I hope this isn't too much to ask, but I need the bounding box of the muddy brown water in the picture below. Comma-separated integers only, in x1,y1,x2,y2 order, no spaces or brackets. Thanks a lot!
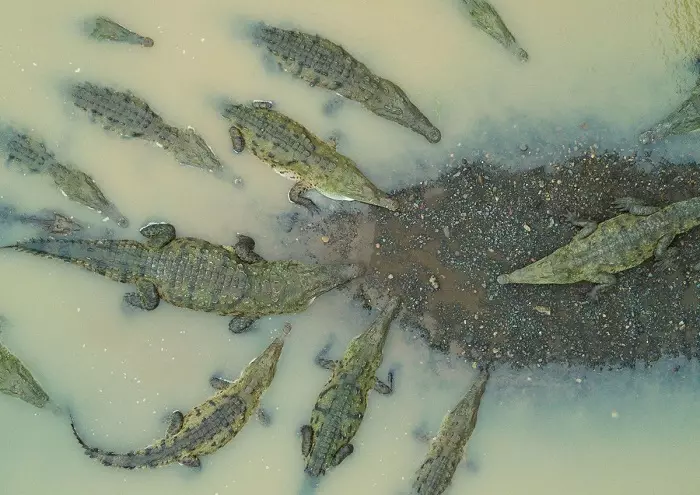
1,0,700,494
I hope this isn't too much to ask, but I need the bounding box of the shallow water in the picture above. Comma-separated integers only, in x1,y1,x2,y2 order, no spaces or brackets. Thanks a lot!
1,0,699,493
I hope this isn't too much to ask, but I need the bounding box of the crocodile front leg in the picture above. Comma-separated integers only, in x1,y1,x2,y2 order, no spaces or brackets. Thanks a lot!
331,444,354,467
654,233,678,270
564,212,598,240
585,272,617,301
228,317,256,334
373,370,394,395
139,222,176,248
124,279,160,310
229,126,245,153
256,407,272,426
300,424,314,456
234,234,264,263
166,411,184,436
613,197,660,215
289,181,321,216
314,341,337,370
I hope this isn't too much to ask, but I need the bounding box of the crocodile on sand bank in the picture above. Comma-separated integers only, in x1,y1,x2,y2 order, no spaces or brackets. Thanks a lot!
0,128,128,228
4,222,364,333
222,100,399,214
249,23,441,143
71,322,292,469
497,196,700,298
68,81,223,173
84,16,154,47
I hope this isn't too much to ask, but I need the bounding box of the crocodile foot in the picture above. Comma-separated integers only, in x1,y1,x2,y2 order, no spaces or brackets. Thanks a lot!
139,222,176,248
289,182,321,216
234,234,264,263
124,280,160,310
373,369,394,395
655,246,679,272
613,197,660,216
564,212,597,239
228,317,256,334
256,407,272,426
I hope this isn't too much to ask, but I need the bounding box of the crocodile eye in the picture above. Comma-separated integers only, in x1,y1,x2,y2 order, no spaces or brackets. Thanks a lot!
384,104,403,116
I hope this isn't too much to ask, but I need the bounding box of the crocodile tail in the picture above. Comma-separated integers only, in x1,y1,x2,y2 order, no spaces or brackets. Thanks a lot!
6,238,142,282
296,474,321,495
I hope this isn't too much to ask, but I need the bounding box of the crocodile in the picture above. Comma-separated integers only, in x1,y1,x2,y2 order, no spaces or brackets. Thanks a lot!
84,16,154,47
69,81,223,173
222,100,398,214
497,196,700,298
0,128,128,228
298,296,401,492
249,22,441,143
0,202,82,236
71,322,292,469
639,78,700,144
409,368,490,495
461,0,529,62
4,222,364,333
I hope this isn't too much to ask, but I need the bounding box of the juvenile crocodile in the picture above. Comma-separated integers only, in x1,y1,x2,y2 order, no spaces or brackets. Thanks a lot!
0,202,82,236
0,128,128,228
222,100,398,214
249,23,441,143
461,0,529,62
4,222,363,333
84,16,154,47
298,296,401,492
497,196,700,298
71,322,292,469
639,78,700,144
409,368,490,495
69,81,223,173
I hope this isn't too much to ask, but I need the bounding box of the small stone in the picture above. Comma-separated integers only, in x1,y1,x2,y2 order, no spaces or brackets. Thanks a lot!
611,410,619,419
428,275,440,290
533,306,551,316
388,274,394,279
523,223,531,232
519,143,528,152
321,236,330,243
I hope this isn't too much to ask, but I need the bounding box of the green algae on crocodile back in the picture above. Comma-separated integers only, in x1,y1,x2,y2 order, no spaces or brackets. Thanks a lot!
639,78,700,144
410,369,489,495
461,0,529,62
0,337,51,409
71,322,292,469
300,297,401,482
497,196,700,298
84,16,154,47
5,222,364,333
0,128,128,228
222,101,399,213
69,81,223,172
249,22,441,143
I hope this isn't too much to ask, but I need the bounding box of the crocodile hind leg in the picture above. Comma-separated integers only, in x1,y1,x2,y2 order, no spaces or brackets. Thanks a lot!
331,444,354,467
124,280,160,310
166,411,184,436
373,370,395,395
209,376,232,390
300,424,314,456
289,182,322,216
228,317,256,334
613,197,660,215
229,126,245,153
314,341,337,370
564,212,598,240
256,407,272,426
654,233,678,271
585,272,617,301
139,222,176,248
179,456,201,469
234,234,264,263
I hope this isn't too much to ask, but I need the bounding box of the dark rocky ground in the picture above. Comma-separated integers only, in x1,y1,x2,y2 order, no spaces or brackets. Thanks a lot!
288,150,700,370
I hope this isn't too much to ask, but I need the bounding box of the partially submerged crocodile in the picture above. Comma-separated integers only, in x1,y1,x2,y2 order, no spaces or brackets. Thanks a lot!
69,81,223,173
4,222,364,332
0,202,82,236
409,368,490,495
84,16,154,47
639,78,700,144
299,296,401,492
71,322,292,469
497,196,700,298
461,0,529,62
0,128,128,228
249,23,441,143
222,100,398,214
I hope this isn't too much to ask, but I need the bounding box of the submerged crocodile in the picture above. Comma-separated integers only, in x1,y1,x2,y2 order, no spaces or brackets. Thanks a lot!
71,322,291,469
461,0,529,62
69,81,223,173
298,297,401,493
0,202,82,236
639,78,700,144
249,23,441,143
497,196,700,298
0,128,128,228
409,368,490,495
84,16,154,47
222,100,398,214
4,222,364,333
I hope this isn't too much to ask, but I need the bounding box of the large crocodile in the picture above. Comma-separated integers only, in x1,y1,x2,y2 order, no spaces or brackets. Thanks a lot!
222,100,398,214
297,296,401,493
4,222,363,333
71,322,292,469
0,202,82,236
409,368,490,495
497,196,700,298
0,128,128,228
639,78,700,144
461,0,529,62
249,23,441,143
84,16,154,47
68,81,223,173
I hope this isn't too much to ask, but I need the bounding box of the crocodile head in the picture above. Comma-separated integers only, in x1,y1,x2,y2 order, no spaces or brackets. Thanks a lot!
238,322,291,396
46,213,83,235
0,345,50,409
171,127,223,173
366,78,441,143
